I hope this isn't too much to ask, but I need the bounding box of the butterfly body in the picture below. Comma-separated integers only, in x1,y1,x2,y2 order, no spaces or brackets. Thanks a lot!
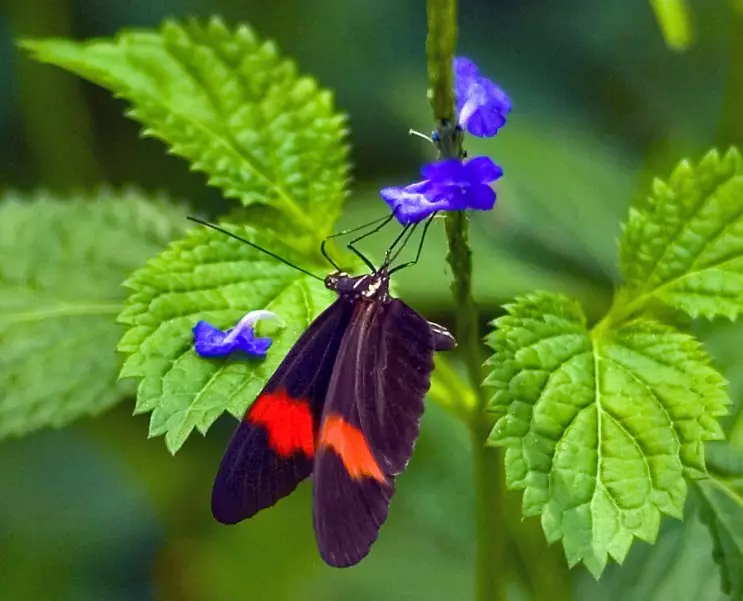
212,268,455,566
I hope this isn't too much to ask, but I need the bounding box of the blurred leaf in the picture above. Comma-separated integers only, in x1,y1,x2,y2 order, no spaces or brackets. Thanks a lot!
428,356,477,422
23,17,350,238
0,189,183,440
117,222,334,453
650,0,693,51
471,114,635,287
0,428,163,601
695,442,743,599
693,319,743,433
619,148,743,321
485,291,729,577
575,493,723,601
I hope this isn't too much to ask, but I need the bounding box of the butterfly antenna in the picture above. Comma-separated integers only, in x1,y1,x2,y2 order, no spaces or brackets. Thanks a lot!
187,216,324,282
388,213,437,275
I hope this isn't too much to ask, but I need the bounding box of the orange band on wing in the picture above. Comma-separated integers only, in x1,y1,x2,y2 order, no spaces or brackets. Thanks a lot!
320,415,386,484
248,389,315,458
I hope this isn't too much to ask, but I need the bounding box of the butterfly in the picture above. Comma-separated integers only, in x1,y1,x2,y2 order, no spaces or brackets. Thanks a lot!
192,215,455,567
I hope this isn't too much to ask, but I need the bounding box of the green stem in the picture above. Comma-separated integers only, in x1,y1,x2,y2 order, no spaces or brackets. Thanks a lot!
471,420,506,601
444,211,484,393
426,0,457,123
426,2,506,600
9,0,102,186
0,302,121,325
720,12,743,145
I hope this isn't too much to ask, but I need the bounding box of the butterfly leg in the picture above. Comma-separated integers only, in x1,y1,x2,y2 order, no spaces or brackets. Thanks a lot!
387,213,436,274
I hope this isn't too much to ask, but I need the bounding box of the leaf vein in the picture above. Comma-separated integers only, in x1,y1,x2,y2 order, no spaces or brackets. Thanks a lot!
638,174,731,293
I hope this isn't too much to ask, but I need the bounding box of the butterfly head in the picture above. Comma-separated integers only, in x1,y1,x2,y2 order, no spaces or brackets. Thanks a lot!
324,270,390,301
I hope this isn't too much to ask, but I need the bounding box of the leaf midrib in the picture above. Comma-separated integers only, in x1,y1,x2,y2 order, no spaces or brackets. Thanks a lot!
143,34,318,234
593,334,604,551
0,301,121,326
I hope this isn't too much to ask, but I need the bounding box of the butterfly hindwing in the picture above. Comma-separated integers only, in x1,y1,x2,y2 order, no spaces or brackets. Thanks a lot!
312,299,436,567
211,298,354,524
429,320,457,351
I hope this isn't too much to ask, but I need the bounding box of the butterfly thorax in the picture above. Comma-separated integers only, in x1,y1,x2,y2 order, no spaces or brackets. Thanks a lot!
324,271,390,302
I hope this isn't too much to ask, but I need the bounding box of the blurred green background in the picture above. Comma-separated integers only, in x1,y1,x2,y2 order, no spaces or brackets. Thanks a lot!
2,0,743,599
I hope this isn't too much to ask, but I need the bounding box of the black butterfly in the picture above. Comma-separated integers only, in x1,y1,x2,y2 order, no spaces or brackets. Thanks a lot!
192,215,455,567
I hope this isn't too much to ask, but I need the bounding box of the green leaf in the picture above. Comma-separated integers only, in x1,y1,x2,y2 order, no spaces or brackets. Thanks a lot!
695,442,743,599
575,494,724,601
649,0,693,51
0,189,184,439
619,148,743,321
485,292,730,576
23,17,350,238
117,222,335,454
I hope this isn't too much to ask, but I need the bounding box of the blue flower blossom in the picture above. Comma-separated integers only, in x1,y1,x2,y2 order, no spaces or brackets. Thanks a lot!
380,156,503,225
454,57,511,137
193,310,280,358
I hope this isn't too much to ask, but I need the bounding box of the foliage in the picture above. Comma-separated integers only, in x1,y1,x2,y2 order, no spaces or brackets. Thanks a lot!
118,224,334,453
4,9,743,601
485,149,743,578
22,17,350,452
619,149,743,321
0,189,184,438
23,17,349,239
695,442,743,599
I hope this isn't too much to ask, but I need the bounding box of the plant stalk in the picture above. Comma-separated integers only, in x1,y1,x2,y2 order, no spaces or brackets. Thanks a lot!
471,419,506,601
9,0,102,186
426,2,506,600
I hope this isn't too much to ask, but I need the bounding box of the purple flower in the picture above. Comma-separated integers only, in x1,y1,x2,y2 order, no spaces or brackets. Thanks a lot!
455,57,511,137
193,310,280,358
380,156,503,225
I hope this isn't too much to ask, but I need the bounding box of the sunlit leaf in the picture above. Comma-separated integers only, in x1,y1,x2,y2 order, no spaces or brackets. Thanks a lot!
485,292,729,576
117,222,335,453
575,494,723,601
619,148,743,321
23,17,349,238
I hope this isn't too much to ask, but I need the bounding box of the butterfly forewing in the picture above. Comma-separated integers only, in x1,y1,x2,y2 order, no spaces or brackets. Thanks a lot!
211,298,354,524
312,299,436,567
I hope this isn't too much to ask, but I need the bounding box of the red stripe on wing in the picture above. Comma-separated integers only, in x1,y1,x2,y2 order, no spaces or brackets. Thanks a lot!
319,414,387,484
247,389,315,458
